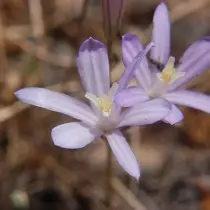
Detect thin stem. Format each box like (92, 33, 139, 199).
(124, 130, 132, 188)
(107, 38, 113, 64)
(104, 26, 113, 208)
(105, 142, 113, 207)
(77, 0, 89, 24)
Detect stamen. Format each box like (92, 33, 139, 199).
(85, 92, 99, 107)
(156, 56, 185, 84)
(85, 92, 114, 117)
(108, 82, 119, 98)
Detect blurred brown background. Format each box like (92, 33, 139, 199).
(1, 0, 210, 210)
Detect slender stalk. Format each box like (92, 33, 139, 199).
(124, 130, 132, 188)
(105, 142, 113, 207)
(77, 0, 89, 24)
(104, 31, 113, 209)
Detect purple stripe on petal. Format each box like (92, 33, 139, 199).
(164, 90, 210, 113)
(52, 122, 99, 149)
(119, 42, 154, 90)
(77, 37, 110, 96)
(119, 99, 170, 127)
(150, 2, 170, 65)
(15, 87, 97, 126)
(114, 87, 149, 107)
(106, 130, 140, 180)
(163, 104, 183, 125)
(122, 33, 151, 90)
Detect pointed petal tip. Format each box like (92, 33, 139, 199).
(156, 1, 168, 12)
(134, 171, 140, 181)
(14, 88, 31, 100)
(14, 89, 21, 97)
(79, 37, 106, 53)
(153, 1, 169, 23)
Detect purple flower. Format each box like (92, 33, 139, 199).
(15, 37, 170, 180)
(115, 2, 210, 125)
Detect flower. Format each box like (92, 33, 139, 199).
(115, 2, 210, 125)
(15, 37, 170, 180)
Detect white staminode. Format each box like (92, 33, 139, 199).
(85, 83, 119, 117)
(156, 56, 185, 85)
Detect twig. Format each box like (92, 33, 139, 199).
(28, 0, 45, 38)
(0, 12, 8, 84)
(15, 40, 74, 68)
(77, 0, 89, 24)
(111, 177, 147, 210)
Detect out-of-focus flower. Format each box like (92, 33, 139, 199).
(102, 0, 124, 40)
(115, 2, 210, 125)
(10, 190, 29, 209)
(15, 37, 169, 180)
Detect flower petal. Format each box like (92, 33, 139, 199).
(115, 87, 149, 107)
(119, 99, 170, 127)
(163, 104, 184, 125)
(168, 38, 210, 91)
(119, 42, 154, 90)
(122, 33, 152, 90)
(150, 2, 170, 65)
(52, 122, 99, 149)
(164, 90, 210, 113)
(15, 87, 97, 126)
(76, 38, 110, 96)
(179, 36, 210, 67)
(106, 130, 140, 180)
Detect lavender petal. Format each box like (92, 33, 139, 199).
(163, 104, 184, 125)
(119, 42, 154, 90)
(52, 122, 99, 149)
(150, 2, 170, 65)
(15, 87, 97, 126)
(164, 90, 210, 113)
(179, 36, 210, 67)
(106, 130, 140, 180)
(168, 52, 210, 91)
(115, 87, 149, 107)
(122, 33, 152, 90)
(77, 37, 110, 96)
(119, 99, 170, 127)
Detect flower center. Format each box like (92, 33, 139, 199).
(98, 95, 113, 115)
(85, 83, 119, 117)
(156, 56, 185, 85)
(85, 93, 113, 117)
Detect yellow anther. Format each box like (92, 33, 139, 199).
(85, 92, 113, 117)
(156, 57, 185, 85)
(98, 95, 113, 114)
(161, 68, 176, 84)
(85, 83, 119, 117)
